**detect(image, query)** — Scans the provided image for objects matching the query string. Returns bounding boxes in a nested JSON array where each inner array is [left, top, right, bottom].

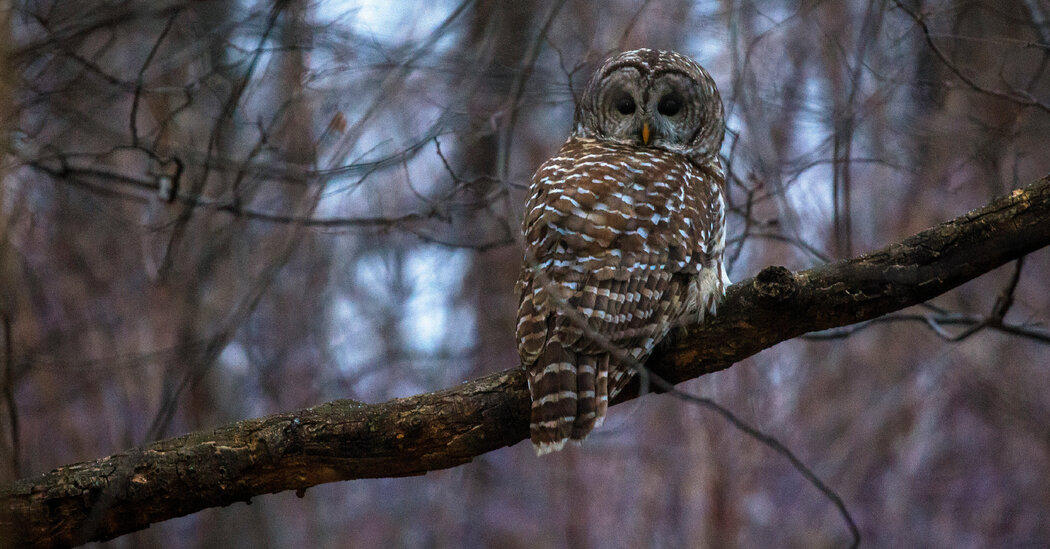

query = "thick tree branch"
[[2, 176, 1049, 549]]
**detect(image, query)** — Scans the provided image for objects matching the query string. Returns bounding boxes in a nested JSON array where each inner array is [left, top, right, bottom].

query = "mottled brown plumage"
[[516, 49, 728, 454]]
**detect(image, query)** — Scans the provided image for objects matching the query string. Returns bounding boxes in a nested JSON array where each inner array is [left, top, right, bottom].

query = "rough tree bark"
[[2, 175, 1049, 549]]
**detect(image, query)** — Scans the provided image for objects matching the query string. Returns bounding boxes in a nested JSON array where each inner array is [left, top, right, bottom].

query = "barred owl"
[[516, 49, 728, 454]]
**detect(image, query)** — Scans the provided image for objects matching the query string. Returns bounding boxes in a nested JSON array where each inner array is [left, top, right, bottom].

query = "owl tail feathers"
[[528, 348, 610, 455]]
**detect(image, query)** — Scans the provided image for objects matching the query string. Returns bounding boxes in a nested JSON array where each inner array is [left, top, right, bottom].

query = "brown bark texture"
[[1, 175, 1049, 549]]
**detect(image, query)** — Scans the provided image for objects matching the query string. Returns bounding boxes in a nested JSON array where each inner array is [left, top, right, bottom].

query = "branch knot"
[[752, 266, 798, 305]]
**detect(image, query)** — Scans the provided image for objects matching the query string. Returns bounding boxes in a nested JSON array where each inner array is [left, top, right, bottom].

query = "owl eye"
[[657, 94, 682, 116], [614, 94, 636, 115]]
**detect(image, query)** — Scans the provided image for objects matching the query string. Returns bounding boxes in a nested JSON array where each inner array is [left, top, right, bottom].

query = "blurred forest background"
[[1, 0, 1050, 547]]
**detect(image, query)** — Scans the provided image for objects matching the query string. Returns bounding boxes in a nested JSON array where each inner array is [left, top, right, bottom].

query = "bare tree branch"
[[2, 174, 1049, 549], [892, 0, 1050, 114]]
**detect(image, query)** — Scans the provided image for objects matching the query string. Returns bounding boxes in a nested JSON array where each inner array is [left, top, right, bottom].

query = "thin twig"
[[129, 9, 180, 146], [893, 0, 1050, 114], [655, 379, 861, 549]]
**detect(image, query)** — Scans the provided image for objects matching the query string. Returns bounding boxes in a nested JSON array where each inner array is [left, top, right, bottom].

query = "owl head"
[[573, 49, 725, 164]]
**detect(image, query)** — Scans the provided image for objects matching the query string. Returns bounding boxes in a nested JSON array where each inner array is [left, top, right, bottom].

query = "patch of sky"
[[781, 76, 836, 254], [330, 295, 384, 374], [329, 244, 476, 376], [321, 0, 457, 44], [399, 246, 475, 354], [219, 341, 251, 375]]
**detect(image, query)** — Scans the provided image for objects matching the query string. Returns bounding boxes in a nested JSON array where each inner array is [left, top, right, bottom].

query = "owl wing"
[[516, 138, 718, 450]]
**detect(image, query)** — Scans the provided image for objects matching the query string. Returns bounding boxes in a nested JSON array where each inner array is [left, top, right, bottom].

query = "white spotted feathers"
[[516, 139, 727, 455], [516, 48, 728, 455]]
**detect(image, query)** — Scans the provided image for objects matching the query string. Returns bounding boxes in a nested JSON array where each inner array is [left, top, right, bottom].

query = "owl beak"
[[642, 122, 651, 145]]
